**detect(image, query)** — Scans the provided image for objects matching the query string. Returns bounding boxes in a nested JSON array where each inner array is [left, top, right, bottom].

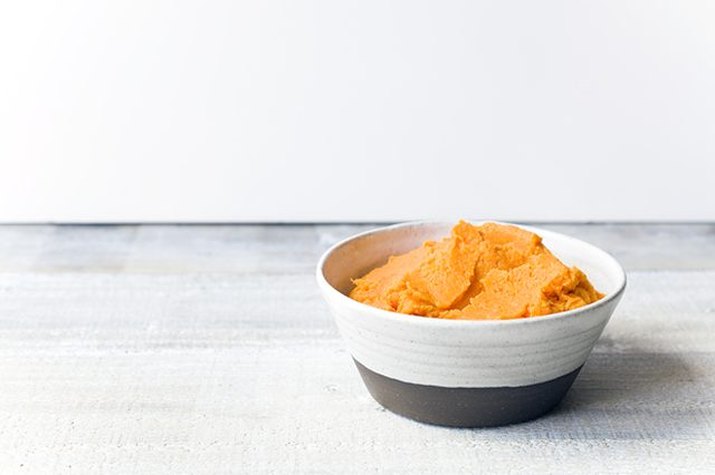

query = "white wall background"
[[1, 1, 714, 223]]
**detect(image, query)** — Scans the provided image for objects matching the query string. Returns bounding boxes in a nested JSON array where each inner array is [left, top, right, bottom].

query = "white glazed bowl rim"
[[316, 221, 627, 326]]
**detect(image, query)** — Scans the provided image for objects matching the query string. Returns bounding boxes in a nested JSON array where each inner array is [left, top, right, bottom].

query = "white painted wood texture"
[[0, 224, 713, 474]]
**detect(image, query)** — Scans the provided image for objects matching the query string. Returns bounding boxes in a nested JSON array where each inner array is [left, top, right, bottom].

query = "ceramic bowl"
[[316, 221, 626, 427]]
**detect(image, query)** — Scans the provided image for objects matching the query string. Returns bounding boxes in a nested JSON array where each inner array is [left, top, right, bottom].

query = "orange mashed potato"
[[350, 221, 603, 320]]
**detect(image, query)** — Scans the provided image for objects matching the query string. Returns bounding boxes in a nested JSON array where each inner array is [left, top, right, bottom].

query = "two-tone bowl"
[[316, 221, 626, 427]]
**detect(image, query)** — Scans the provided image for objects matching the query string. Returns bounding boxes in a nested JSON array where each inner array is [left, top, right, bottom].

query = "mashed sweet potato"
[[349, 221, 604, 320]]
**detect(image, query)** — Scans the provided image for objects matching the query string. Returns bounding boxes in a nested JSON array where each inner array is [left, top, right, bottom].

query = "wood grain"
[[0, 224, 713, 473]]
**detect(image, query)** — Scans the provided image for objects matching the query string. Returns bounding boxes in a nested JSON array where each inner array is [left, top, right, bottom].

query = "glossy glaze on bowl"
[[316, 221, 626, 427]]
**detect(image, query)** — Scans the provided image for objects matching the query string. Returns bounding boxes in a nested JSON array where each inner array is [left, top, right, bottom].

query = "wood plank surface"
[[0, 224, 713, 474]]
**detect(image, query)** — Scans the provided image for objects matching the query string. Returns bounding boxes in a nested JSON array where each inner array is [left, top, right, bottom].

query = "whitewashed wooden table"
[[0, 224, 713, 474]]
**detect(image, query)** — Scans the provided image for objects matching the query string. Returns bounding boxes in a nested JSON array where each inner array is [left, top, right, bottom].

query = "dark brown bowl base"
[[354, 360, 581, 428]]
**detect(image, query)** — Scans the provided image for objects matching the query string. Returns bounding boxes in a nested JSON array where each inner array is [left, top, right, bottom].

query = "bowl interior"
[[321, 221, 625, 301]]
